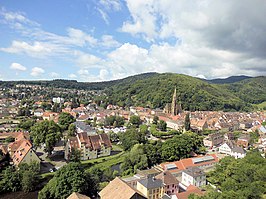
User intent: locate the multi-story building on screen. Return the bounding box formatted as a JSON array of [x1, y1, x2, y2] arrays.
[[181, 167, 206, 187], [203, 132, 224, 147], [137, 177, 164, 199], [65, 132, 112, 160], [155, 171, 179, 196]]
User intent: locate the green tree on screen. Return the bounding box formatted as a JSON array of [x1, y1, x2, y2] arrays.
[[121, 144, 148, 175], [21, 170, 39, 192], [30, 120, 62, 155], [38, 163, 95, 199], [69, 148, 81, 162], [129, 115, 141, 127], [67, 123, 76, 137], [153, 116, 159, 125], [157, 120, 167, 131], [58, 112, 75, 130], [185, 113, 191, 131], [0, 167, 21, 192]]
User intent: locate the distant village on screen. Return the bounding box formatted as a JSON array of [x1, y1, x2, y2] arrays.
[[0, 84, 266, 199]]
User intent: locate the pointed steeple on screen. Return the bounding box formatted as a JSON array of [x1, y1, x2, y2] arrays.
[[171, 87, 177, 115]]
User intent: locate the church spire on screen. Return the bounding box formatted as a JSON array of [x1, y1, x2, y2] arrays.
[[171, 87, 177, 115]]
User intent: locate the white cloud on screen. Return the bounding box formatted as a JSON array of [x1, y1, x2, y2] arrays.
[[10, 62, 27, 71], [50, 72, 59, 78], [98, 8, 110, 25], [75, 51, 102, 68], [1, 40, 56, 57], [67, 28, 97, 47], [99, 69, 109, 80], [101, 35, 121, 48], [68, 73, 77, 79], [99, 0, 121, 11], [31, 67, 45, 77]]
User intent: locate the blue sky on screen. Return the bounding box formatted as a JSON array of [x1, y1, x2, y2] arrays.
[[0, 0, 266, 81]]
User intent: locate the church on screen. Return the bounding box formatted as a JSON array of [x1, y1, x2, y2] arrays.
[[164, 88, 182, 116]]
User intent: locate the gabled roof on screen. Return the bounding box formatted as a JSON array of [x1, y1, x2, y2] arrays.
[[12, 140, 33, 166], [176, 185, 204, 199], [67, 192, 90, 199], [99, 177, 147, 199], [183, 167, 205, 178], [155, 170, 178, 185]]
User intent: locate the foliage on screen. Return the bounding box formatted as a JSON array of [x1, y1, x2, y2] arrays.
[[30, 120, 62, 155], [118, 127, 147, 150], [69, 148, 81, 162], [103, 73, 265, 111], [150, 124, 181, 138], [121, 144, 148, 175], [39, 163, 95, 199], [58, 112, 75, 130], [67, 123, 76, 137], [0, 162, 40, 194], [157, 120, 167, 131], [129, 115, 142, 127], [104, 115, 125, 127], [18, 119, 36, 130], [161, 132, 203, 161], [153, 116, 159, 125], [144, 141, 163, 167], [202, 151, 266, 199]]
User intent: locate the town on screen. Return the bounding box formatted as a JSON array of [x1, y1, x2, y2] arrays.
[[0, 83, 265, 199]]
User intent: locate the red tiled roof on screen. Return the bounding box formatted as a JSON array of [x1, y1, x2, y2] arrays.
[[160, 154, 219, 174], [176, 185, 204, 199], [12, 140, 33, 166]]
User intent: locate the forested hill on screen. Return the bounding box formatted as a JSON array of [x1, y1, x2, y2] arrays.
[[205, 75, 252, 84], [0, 73, 265, 111], [0, 72, 157, 90], [102, 73, 266, 112]]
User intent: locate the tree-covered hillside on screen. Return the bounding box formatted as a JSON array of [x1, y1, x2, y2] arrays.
[[103, 73, 266, 111]]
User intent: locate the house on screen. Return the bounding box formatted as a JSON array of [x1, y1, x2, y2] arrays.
[[176, 185, 205, 199], [237, 134, 250, 148], [33, 108, 44, 117], [65, 133, 112, 160], [219, 140, 246, 159], [181, 167, 206, 187], [123, 168, 161, 189], [155, 171, 179, 195], [42, 111, 59, 122], [224, 132, 235, 141], [159, 154, 219, 176], [137, 177, 164, 199], [11, 140, 41, 166], [99, 177, 147, 199], [67, 192, 90, 199], [203, 132, 224, 147], [74, 121, 96, 135]]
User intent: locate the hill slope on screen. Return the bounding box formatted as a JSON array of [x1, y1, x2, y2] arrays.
[[103, 73, 262, 111], [205, 75, 252, 84]]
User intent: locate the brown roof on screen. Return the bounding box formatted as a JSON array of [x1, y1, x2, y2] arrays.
[[67, 192, 90, 199], [155, 171, 178, 185], [8, 139, 32, 155], [12, 140, 33, 166], [99, 177, 147, 199], [99, 134, 112, 148], [176, 185, 204, 199]]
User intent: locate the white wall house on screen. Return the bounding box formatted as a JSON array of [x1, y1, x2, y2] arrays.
[[181, 167, 206, 187]]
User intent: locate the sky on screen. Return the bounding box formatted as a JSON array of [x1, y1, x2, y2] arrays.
[[0, 0, 266, 82]]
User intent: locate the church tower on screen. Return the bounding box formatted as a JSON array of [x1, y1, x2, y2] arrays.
[[171, 87, 177, 115]]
